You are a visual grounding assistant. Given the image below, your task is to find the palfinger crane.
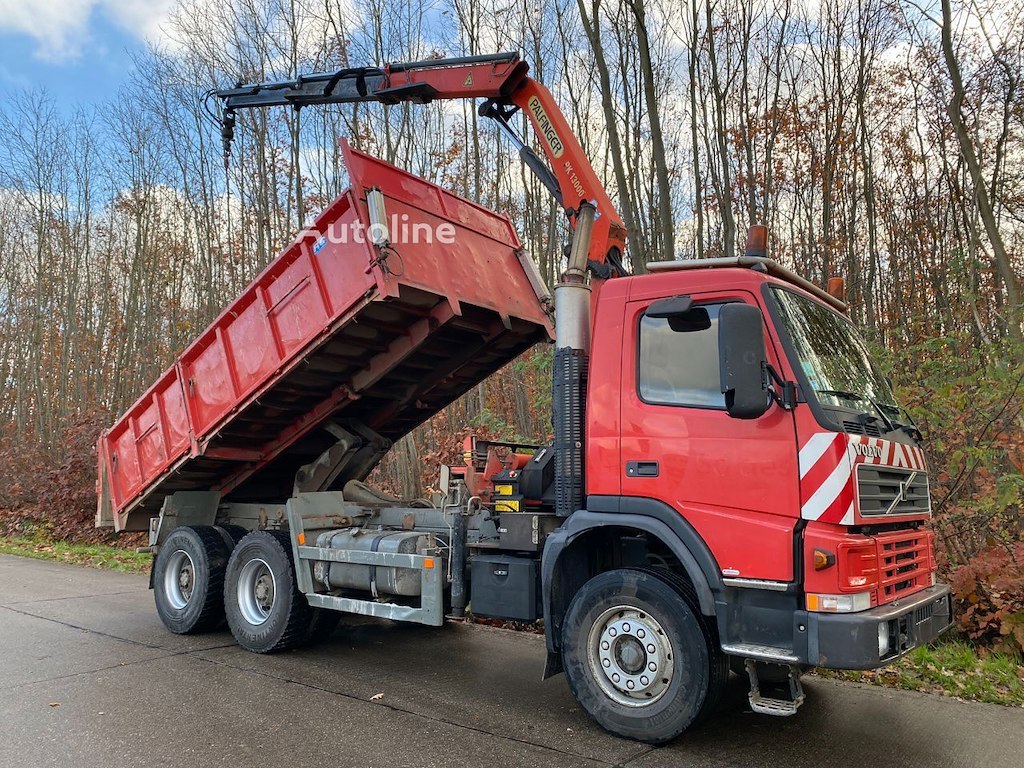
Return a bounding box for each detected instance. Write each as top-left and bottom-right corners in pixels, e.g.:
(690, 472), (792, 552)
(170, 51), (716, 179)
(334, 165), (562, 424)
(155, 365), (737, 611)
(214, 52), (628, 277)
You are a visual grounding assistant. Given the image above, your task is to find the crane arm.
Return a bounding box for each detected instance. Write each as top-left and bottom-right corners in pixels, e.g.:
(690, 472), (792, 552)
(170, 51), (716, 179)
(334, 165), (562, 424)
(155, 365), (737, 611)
(213, 52), (627, 273)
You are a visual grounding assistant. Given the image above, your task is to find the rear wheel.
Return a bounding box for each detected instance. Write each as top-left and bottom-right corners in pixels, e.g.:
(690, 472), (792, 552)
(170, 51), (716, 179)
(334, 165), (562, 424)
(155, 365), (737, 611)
(215, 524), (249, 549)
(153, 526), (230, 634)
(224, 531), (312, 653)
(561, 568), (724, 744)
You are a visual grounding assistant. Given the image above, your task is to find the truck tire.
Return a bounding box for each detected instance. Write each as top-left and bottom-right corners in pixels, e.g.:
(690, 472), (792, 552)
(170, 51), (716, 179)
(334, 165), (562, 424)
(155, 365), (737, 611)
(640, 565), (729, 724)
(153, 526), (230, 634)
(561, 568), (724, 744)
(224, 531), (312, 653)
(215, 524), (249, 549)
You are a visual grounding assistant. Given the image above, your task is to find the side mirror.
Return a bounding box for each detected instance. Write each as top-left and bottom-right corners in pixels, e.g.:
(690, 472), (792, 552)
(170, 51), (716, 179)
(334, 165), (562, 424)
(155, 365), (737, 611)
(646, 295), (711, 333)
(645, 295), (693, 318)
(719, 303), (770, 419)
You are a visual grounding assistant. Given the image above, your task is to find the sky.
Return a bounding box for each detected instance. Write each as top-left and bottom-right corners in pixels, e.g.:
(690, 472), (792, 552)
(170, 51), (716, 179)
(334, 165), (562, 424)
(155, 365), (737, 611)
(0, 0), (174, 109)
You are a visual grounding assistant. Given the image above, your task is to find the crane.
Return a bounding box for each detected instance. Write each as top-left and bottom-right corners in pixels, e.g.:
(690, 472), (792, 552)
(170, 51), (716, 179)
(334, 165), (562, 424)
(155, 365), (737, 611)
(212, 52), (628, 276)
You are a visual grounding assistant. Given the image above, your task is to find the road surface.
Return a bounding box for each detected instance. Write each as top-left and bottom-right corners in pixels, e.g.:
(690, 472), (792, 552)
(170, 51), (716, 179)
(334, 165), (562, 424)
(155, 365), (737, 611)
(1, 553), (1020, 767)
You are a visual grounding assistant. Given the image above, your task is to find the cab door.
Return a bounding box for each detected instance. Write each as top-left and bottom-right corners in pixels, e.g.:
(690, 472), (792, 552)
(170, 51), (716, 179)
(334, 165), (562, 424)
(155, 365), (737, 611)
(619, 290), (800, 581)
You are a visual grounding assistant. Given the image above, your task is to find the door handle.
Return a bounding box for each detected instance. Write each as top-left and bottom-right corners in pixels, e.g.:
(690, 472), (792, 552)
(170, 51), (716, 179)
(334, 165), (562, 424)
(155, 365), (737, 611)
(625, 460), (659, 478)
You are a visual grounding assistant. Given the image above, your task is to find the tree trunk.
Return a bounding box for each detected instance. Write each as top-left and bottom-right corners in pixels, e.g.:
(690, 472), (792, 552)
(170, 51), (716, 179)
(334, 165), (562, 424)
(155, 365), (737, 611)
(939, 0), (1021, 338)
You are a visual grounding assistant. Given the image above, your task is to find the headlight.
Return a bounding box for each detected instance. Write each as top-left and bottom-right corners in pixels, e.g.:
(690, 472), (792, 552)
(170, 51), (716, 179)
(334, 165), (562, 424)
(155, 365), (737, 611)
(805, 591), (872, 613)
(878, 621), (891, 658)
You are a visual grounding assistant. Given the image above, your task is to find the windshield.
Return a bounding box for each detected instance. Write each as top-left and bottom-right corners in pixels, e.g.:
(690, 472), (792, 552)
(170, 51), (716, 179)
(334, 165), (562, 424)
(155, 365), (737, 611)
(771, 287), (898, 412)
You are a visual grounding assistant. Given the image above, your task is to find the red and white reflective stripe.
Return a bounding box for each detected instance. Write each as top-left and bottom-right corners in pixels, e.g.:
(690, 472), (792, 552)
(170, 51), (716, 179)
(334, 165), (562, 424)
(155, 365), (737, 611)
(851, 435), (927, 471)
(798, 432), (855, 525)
(798, 432), (840, 477)
(799, 432), (929, 524)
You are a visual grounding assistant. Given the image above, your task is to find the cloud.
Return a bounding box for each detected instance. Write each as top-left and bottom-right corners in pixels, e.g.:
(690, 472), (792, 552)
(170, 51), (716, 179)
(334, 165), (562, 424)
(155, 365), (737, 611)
(103, 0), (175, 45)
(0, 0), (174, 63)
(0, 63), (30, 88)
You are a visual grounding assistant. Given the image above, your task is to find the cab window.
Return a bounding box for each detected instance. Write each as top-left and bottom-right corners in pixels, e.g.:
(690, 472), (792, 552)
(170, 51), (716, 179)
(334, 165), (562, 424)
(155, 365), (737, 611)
(638, 303), (725, 408)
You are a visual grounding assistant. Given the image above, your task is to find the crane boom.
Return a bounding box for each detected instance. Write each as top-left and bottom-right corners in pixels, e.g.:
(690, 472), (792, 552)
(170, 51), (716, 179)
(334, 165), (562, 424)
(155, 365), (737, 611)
(213, 52), (627, 274)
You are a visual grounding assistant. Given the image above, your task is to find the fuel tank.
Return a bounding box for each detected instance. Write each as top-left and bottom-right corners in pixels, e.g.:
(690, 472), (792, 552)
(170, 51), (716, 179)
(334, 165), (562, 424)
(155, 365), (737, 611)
(312, 528), (433, 597)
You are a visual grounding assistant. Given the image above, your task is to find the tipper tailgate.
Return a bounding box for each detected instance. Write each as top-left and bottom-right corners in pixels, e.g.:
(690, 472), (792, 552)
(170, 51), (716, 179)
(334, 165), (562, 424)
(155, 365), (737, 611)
(97, 142), (554, 531)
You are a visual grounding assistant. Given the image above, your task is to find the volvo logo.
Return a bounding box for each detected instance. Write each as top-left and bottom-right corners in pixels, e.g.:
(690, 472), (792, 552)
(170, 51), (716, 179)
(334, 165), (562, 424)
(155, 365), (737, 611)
(898, 472), (918, 503)
(854, 443), (883, 458)
(885, 471), (919, 515)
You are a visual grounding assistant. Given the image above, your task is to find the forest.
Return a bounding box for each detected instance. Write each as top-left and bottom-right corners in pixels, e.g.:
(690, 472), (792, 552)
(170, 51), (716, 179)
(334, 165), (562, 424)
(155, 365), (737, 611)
(0, 0), (1022, 651)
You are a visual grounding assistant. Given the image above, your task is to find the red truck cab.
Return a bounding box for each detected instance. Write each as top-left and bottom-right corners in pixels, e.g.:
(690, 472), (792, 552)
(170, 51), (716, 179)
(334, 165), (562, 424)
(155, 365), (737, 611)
(543, 259), (951, 688)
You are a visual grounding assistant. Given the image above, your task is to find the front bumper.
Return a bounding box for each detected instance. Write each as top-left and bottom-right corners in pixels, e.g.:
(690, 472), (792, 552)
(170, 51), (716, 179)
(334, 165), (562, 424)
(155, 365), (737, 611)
(808, 583), (953, 669)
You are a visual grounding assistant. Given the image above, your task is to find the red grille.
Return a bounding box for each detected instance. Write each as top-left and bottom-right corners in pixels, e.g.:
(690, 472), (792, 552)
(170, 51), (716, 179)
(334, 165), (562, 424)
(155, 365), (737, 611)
(875, 530), (932, 603)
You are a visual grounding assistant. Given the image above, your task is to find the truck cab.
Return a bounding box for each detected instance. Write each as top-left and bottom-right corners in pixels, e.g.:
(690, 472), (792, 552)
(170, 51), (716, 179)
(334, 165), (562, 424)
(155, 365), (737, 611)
(542, 258), (952, 732)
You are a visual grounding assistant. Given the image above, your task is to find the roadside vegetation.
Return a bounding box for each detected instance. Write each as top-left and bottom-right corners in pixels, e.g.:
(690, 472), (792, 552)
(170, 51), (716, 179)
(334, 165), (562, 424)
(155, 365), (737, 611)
(0, 534), (151, 573)
(815, 640), (1024, 707)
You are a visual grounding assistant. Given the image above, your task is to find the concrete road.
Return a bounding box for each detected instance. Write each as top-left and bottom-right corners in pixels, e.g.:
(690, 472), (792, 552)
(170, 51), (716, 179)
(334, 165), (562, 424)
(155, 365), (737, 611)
(1, 553), (1021, 768)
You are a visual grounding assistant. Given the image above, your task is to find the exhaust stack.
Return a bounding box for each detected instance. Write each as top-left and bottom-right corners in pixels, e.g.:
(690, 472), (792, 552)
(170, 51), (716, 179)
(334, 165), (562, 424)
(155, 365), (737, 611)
(553, 203), (596, 517)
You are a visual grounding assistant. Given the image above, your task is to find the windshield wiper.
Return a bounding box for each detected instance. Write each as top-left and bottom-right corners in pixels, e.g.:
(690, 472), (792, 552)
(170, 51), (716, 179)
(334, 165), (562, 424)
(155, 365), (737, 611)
(886, 409), (923, 441)
(868, 399), (923, 441)
(864, 395), (897, 433)
(816, 388), (904, 435)
(815, 389), (865, 403)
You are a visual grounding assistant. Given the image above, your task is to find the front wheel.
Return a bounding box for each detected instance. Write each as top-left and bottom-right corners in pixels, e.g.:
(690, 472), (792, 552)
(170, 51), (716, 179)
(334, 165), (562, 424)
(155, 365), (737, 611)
(224, 531), (312, 653)
(561, 568), (724, 744)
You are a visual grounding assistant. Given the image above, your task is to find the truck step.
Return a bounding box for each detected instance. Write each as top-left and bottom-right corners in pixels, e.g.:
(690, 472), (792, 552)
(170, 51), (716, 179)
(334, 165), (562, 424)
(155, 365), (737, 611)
(744, 659), (806, 717)
(748, 692), (804, 717)
(721, 642), (800, 664)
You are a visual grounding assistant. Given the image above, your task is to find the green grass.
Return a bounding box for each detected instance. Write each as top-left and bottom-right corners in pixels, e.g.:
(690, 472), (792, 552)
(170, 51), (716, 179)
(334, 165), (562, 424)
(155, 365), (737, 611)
(0, 535), (152, 573)
(815, 639), (1024, 706)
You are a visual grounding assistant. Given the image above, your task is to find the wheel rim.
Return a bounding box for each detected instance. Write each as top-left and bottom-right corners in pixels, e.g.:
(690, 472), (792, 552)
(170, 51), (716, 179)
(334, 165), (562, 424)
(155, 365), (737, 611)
(587, 605), (675, 707)
(237, 557), (276, 625)
(163, 549), (196, 610)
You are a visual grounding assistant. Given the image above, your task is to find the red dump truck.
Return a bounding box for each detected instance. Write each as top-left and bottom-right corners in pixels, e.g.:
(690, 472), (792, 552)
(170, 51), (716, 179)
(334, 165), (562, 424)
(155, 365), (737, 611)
(97, 53), (951, 743)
